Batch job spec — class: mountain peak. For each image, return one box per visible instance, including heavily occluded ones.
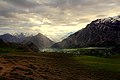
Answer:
[36,33,44,37]
[52,15,120,48]
[93,15,120,24]
[3,33,13,36]
[113,15,120,20]
[25,33,55,49]
[89,16,120,31]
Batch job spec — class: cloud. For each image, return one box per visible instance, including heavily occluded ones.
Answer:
[0,0,120,42]
[4,0,39,8]
[96,15,107,18]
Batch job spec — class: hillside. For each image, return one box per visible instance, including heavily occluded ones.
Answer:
[0,53,119,80]
[0,39,39,52]
[0,33,55,50]
[52,16,120,48]
[24,33,55,50]
[0,33,32,43]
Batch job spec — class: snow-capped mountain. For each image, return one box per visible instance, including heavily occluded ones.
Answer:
[52,15,120,48]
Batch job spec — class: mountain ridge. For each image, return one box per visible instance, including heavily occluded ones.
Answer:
[24,33,55,50]
[0,33,55,50]
[52,15,120,48]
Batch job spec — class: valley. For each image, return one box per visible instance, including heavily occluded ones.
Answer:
[0,15,120,80]
[0,0,120,80]
[0,52,120,80]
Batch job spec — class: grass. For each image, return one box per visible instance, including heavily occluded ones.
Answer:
[0,47,29,54]
[73,55,120,72]
[0,51,120,80]
[0,45,120,73]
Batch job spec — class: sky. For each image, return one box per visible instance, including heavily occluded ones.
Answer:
[0,0,120,42]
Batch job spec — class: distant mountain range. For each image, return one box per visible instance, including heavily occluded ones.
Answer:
[24,33,55,50]
[52,16,120,48]
[0,39,39,52]
[0,33,25,43]
[1,16,120,50]
[0,33,55,50]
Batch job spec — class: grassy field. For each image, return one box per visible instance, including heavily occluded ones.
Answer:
[73,55,120,72]
[0,52,119,80]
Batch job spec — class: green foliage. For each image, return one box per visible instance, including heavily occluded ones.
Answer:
[0,47,26,54]
[73,55,120,72]
[63,47,119,57]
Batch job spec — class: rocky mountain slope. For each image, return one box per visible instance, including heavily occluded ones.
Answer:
[0,34,22,43]
[52,16,120,48]
[0,33,55,50]
[0,39,39,52]
[0,33,30,43]
[24,33,55,50]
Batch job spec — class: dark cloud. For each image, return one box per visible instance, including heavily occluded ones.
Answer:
[4,0,39,8]
[0,0,33,18]
[0,0,119,41]
[46,0,97,9]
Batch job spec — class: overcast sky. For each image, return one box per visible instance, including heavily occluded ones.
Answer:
[0,0,120,42]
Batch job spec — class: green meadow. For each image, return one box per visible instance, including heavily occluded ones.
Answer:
[0,48,120,79]
[73,55,120,72]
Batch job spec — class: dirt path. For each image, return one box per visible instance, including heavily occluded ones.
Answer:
[0,53,120,80]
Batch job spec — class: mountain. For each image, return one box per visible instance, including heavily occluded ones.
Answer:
[0,33,27,43]
[0,33,39,52]
[0,39,39,52]
[52,16,120,48]
[0,38,24,52]
[0,33,55,50]
[0,34,19,43]
[24,33,55,49]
